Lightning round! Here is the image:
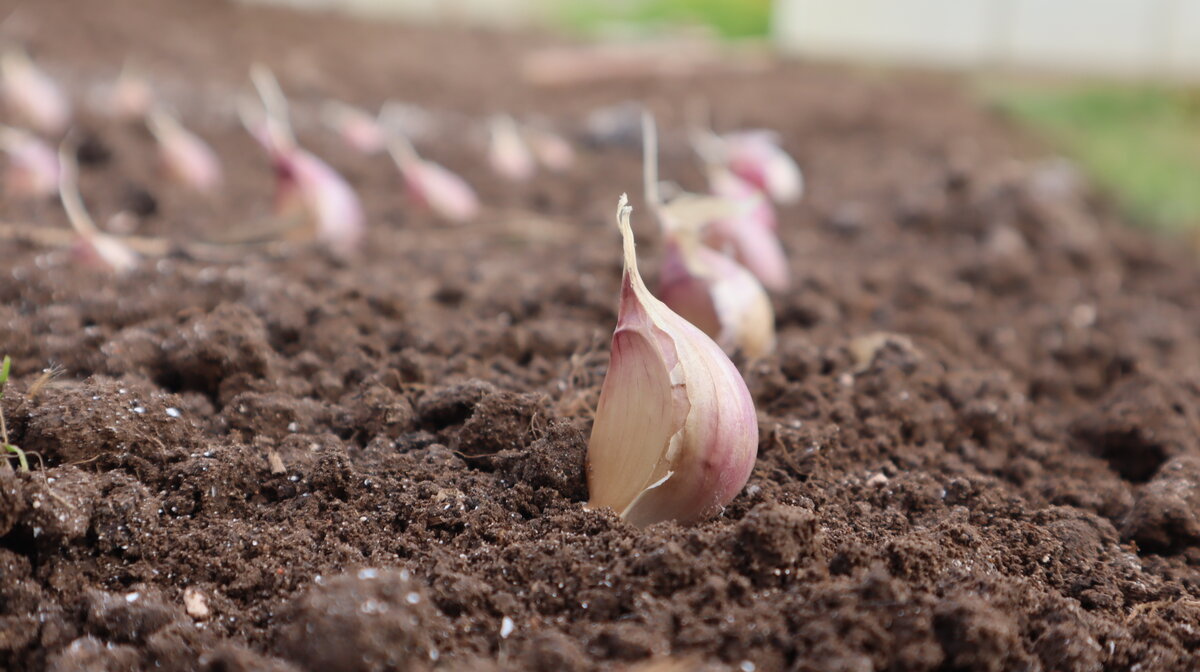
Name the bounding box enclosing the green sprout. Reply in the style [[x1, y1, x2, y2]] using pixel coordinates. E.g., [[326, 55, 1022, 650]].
[[0, 355, 30, 472]]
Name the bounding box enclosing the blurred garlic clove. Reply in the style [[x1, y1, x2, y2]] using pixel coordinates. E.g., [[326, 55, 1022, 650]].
[[722, 130, 803, 205], [146, 108, 222, 193], [587, 195, 759, 528], [706, 170, 788, 291], [658, 234, 776, 360], [273, 146, 366, 257], [243, 66, 365, 256], [1, 49, 70, 136], [386, 134, 479, 223], [523, 126, 574, 172], [321, 100, 386, 155], [105, 65, 154, 121], [71, 232, 140, 273], [0, 126, 59, 198], [58, 141, 139, 273], [488, 115, 535, 182]]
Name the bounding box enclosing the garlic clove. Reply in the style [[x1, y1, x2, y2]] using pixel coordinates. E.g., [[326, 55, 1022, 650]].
[[658, 236, 776, 360], [72, 232, 140, 273], [0, 126, 59, 199], [587, 195, 759, 527], [488, 115, 536, 182], [384, 132, 479, 223], [58, 141, 139, 273], [146, 108, 222, 193], [104, 65, 154, 121], [706, 170, 788, 291], [276, 147, 366, 257], [1, 49, 70, 136], [523, 126, 574, 172], [321, 100, 386, 155], [722, 130, 804, 205]]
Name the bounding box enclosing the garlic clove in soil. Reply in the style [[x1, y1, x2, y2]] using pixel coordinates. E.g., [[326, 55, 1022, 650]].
[[705, 169, 789, 292], [587, 194, 759, 528], [272, 145, 366, 257], [0, 126, 59, 199], [696, 129, 803, 205], [386, 133, 479, 224], [488, 115, 536, 182], [102, 64, 154, 121], [58, 142, 139, 273], [523, 125, 574, 172], [321, 100, 386, 155], [146, 107, 223, 193], [241, 72, 366, 256], [1, 49, 70, 136], [658, 233, 776, 360]]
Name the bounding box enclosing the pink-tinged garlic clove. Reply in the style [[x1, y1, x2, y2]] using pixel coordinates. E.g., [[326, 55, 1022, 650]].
[[587, 195, 759, 528], [321, 101, 386, 155], [103, 65, 155, 121], [273, 147, 366, 257], [720, 130, 803, 205], [146, 108, 222, 193], [488, 115, 536, 182], [524, 126, 574, 172], [1, 50, 70, 136], [706, 170, 788, 292], [386, 134, 479, 224], [58, 141, 139, 274], [0, 126, 59, 199], [71, 232, 140, 273], [658, 236, 776, 360]]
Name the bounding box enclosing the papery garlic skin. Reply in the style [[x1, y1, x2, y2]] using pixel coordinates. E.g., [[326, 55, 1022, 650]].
[[706, 170, 789, 292], [658, 236, 776, 360], [0, 127, 59, 199], [587, 195, 758, 528], [147, 109, 222, 193], [488, 115, 535, 182], [1, 50, 70, 136]]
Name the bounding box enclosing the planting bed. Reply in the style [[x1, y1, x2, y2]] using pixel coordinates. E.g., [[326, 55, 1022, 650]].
[[3, 0, 1200, 670]]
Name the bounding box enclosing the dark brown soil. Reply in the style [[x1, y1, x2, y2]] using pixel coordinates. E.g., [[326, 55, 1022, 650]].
[[3, 1, 1200, 670]]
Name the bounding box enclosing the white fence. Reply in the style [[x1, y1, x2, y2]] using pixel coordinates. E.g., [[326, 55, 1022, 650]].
[[773, 0, 1200, 81]]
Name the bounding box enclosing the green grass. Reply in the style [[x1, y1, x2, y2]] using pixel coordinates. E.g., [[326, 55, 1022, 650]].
[[552, 0, 772, 39], [986, 83, 1200, 232]]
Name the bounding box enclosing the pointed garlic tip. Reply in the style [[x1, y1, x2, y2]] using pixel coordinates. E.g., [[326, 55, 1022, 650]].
[[248, 63, 295, 148], [0, 126, 59, 199], [587, 195, 759, 528], [707, 170, 788, 292], [723, 130, 804, 205], [278, 147, 366, 257], [146, 108, 222, 193], [488, 114, 535, 182], [524, 126, 573, 172], [1, 49, 71, 135], [321, 100, 385, 155], [658, 233, 776, 360]]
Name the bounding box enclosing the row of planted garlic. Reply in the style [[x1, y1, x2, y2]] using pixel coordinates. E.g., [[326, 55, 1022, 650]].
[[1, 47, 805, 528]]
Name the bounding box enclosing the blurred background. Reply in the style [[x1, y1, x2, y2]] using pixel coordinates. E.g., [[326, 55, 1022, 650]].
[[239, 0, 1200, 233]]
